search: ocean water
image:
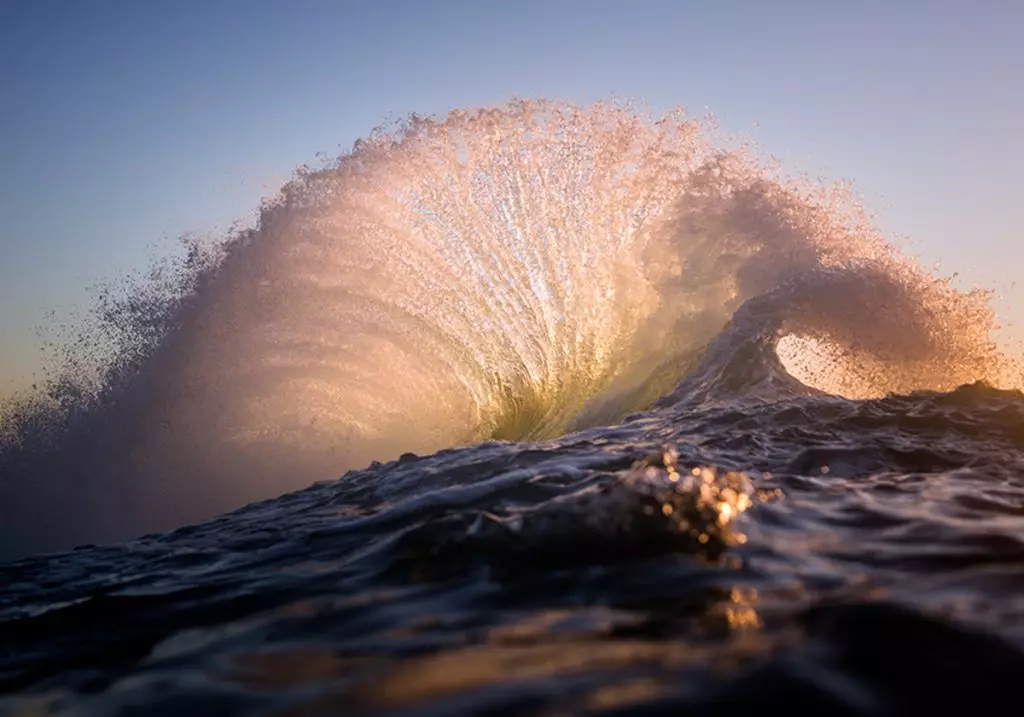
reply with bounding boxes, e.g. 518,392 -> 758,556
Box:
2,101 -> 1023,714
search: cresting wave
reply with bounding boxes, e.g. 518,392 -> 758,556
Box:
0,99 -> 1018,559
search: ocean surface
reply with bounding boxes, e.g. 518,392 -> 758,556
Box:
2,101 -> 1023,714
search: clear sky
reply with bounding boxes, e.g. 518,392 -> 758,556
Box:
1,0 -> 1021,396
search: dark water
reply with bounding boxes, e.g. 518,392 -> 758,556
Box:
4,342 -> 1024,715
3,101 -> 1024,714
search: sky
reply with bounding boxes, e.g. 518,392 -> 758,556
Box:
1,0 -> 1022,396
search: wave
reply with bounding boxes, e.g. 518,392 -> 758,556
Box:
0,99 -> 1017,559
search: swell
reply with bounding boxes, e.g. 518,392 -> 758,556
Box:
0,99 -> 1015,559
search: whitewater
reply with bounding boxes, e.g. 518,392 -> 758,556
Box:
1,100 -> 1023,714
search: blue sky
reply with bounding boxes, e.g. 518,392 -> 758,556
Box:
1,0 -> 1021,395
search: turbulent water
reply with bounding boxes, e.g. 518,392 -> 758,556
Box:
2,100 -> 1024,714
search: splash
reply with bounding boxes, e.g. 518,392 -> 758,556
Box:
0,99 -> 1016,557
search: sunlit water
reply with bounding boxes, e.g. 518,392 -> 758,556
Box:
2,101 -> 1023,714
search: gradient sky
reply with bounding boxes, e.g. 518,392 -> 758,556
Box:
1,0 -> 1022,396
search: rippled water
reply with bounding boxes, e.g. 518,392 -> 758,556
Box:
4,374 -> 1024,714
2,100 -> 1024,714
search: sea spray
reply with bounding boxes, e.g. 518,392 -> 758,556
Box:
0,99 -> 1016,558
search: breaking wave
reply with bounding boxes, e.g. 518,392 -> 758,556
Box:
0,99 -> 1017,558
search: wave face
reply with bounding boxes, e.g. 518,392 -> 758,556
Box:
0,99 -> 1017,559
